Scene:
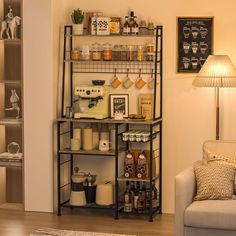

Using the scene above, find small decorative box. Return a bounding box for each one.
[96,17,110,35]
[110,17,121,35]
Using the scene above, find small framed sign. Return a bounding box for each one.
[138,93,154,120]
[177,17,214,73]
[110,94,129,118]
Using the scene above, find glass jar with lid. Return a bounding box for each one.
[112,45,121,61]
[139,20,148,35]
[81,45,90,61]
[71,48,80,61]
[91,43,101,61]
[146,43,155,61]
[103,43,112,61]
[120,45,128,61]
[127,45,137,61]
[137,45,145,61]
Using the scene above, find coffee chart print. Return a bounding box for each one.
[177,17,213,73]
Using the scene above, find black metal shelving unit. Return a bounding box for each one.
[56,25,163,222]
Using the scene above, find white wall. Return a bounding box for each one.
[23,0,54,212]
[23,0,236,213]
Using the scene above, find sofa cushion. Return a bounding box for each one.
[194,162,235,200]
[185,200,236,230]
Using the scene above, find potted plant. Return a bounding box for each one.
[71,8,84,35]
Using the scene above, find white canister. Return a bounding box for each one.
[71,138,81,151]
[83,127,93,150]
[96,182,114,205]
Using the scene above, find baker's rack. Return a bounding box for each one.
[56,25,163,222]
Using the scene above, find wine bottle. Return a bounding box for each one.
[124,181,132,212]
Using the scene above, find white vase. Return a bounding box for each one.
[73,24,83,35]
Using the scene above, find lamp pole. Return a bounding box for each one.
[216,87,220,140]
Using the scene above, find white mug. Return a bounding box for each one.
[99,140,111,151]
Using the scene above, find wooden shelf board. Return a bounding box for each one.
[62,202,115,210]
[59,148,115,156]
[0,118,23,125]
[117,175,159,182]
[0,80,21,84]
[57,118,162,125]
[65,34,156,38]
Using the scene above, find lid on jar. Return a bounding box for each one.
[92,43,101,51]
[81,45,90,53]
[103,43,112,50]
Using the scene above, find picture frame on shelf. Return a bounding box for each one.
[110,94,129,118]
[110,17,122,35]
[177,17,214,73]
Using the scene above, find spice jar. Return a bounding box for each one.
[146,43,155,61]
[127,45,137,61]
[103,43,112,61]
[137,45,145,61]
[71,48,80,61]
[139,20,148,35]
[91,43,101,61]
[120,45,128,61]
[112,45,121,61]
[148,22,155,35]
[81,45,90,61]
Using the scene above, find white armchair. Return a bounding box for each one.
[175,140,236,236]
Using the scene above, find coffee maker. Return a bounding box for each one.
[74,85,110,119]
[70,167,86,206]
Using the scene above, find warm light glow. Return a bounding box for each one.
[193,55,236,87]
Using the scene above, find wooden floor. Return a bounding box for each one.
[0,208,174,236]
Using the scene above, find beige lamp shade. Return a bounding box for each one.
[193,55,236,87]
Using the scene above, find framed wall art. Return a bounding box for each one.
[110,94,129,118]
[177,17,214,73]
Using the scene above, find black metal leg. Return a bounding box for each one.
[57,122,61,216]
[159,121,163,214]
[115,123,119,219]
[149,124,153,222]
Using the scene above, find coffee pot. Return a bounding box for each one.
[70,167,87,206]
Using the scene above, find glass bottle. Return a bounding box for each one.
[137,188,144,213]
[134,182,140,211]
[129,11,135,35]
[124,181,132,212]
[139,20,147,35]
[81,45,90,61]
[133,16,139,35]
[130,181,136,209]
[148,22,155,35]
[127,45,137,61]
[141,183,147,210]
[123,16,130,35]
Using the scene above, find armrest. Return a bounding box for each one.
[175,166,196,236]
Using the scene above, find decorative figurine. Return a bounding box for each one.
[5,89,20,119]
[0,6,21,39]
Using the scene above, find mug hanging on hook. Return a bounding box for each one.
[148,69,155,89]
[111,69,122,88]
[135,69,146,89]
[123,69,134,89]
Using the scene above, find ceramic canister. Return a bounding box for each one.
[83,127,93,150]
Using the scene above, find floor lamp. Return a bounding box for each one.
[193,55,236,140]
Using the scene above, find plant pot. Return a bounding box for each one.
[73,24,83,35]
